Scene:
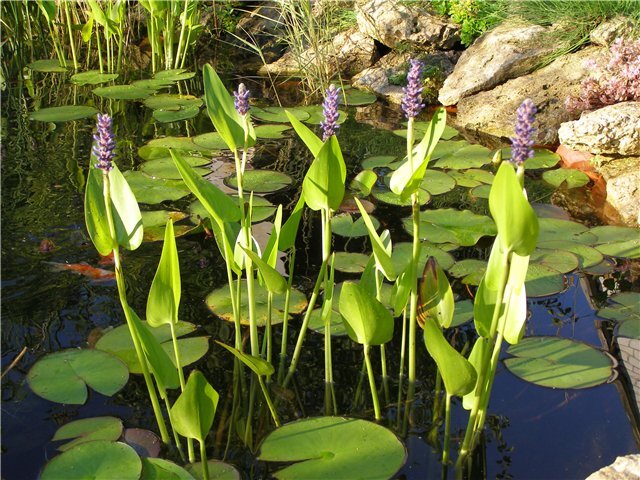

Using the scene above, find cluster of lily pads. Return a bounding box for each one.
[25,62,639,479]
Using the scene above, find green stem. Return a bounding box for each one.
[164,396,186,462]
[174,0,189,68]
[443,393,452,465]
[406,117,420,385]
[375,270,390,404]
[62,1,78,70]
[95,29,103,73]
[364,344,381,421]
[396,308,408,429]
[258,376,280,427]
[200,440,209,480]
[169,323,195,462]
[278,248,296,383]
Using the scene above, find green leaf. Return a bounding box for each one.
[432,143,493,169]
[185,461,241,480]
[153,105,201,123]
[450,299,474,327]
[405,208,497,246]
[52,417,123,452]
[279,197,305,251]
[123,171,191,204]
[505,337,614,388]
[215,341,274,377]
[170,370,219,443]
[190,196,274,225]
[141,458,195,480]
[420,169,456,195]
[71,70,119,86]
[524,263,566,297]
[542,168,590,188]
[597,292,640,339]
[141,157,209,180]
[339,88,377,106]
[350,169,378,196]
[285,110,323,157]
[418,257,454,328]
[339,281,394,346]
[300,105,347,125]
[85,168,114,256]
[537,217,593,244]
[41,441,141,480]
[372,186,431,207]
[355,198,396,280]
[93,84,157,100]
[225,170,292,194]
[203,65,255,152]
[254,124,292,139]
[536,240,603,269]
[154,69,196,81]
[254,106,310,123]
[30,105,98,122]
[462,337,488,409]
[500,252,530,345]
[144,93,202,110]
[109,164,144,251]
[391,242,455,274]
[147,220,181,327]
[27,59,68,72]
[258,417,406,479]
[27,349,129,404]
[530,249,579,274]
[448,259,487,286]
[302,136,346,211]
[423,317,477,396]
[447,168,494,187]
[331,213,380,238]
[149,136,214,154]
[361,155,397,170]
[489,162,538,256]
[333,252,371,273]
[242,248,287,294]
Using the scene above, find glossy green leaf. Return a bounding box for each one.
[339,88,377,106]
[85,167,114,256]
[536,240,603,269]
[142,210,190,228]
[594,239,640,259]
[500,147,560,169]
[361,155,397,170]
[300,105,347,125]
[302,135,346,211]
[420,169,456,195]
[405,208,496,246]
[153,105,201,123]
[52,417,123,452]
[355,198,396,280]
[216,341,274,377]
[141,157,209,180]
[500,252,530,345]
[372,186,431,206]
[279,197,305,251]
[391,242,455,274]
[146,220,181,327]
[30,105,98,122]
[505,337,614,389]
[469,184,491,199]
[339,281,394,346]
[150,136,216,154]
[141,458,195,480]
[253,106,310,123]
[462,337,488,409]
[331,213,380,238]
[27,59,68,72]
[448,259,487,286]
[109,164,144,251]
[70,71,119,86]
[542,168,590,188]
[154,69,196,81]
[242,248,287,294]
[185,461,241,480]
[170,370,219,443]
[225,170,292,193]
[537,218,594,244]
[133,78,176,90]
[450,299,474,327]
[258,417,406,480]
[93,84,157,99]
[446,168,494,187]
[524,263,566,297]
[144,93,202,110]
[333,252,370,273]
[597,292,640,339]
[433,143,492,169]
[473,240,507,337]
[190,196,274,225]
[254,124,292,139]
[123,171,191,204]
[350,169,378,196]
[530,249,579,274]
[27,349,129,404]
[418,257,454,328]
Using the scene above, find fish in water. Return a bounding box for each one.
[45,261,115,283]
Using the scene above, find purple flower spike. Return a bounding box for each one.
[233,83,250,116]
[92,113,116,172]
[401,59,425,119]
[510,99,537,166]
[321,84,341,141]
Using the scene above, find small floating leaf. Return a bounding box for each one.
[536,240,603,269]
[301,105,347,125]
[537,218,595,244]
[30,105,98,122]
[123,171,191,204]
[254,124,292,139]
[372,186,430,206]
[71,70,119,85]
[505,337,614,389]
[391,242,455,273]
[93,84,157,100]
[469,184,491,199]
[448,259,487,286]
[152,105,201,123]
[433,143,492,169]
[404,208,496,246]
[190,196,275,224]
[144,94,202,111]
[501,147,560,169]
[148,136,213,153]
[252,106,310,123]
[447,168,494,187]
[597,292,640,339]
[28,59,69,72]
[333,252,370,273]
[141,458,194,480]
[124,428,161,458]
[542,168,590,189]
[52,417,123,452]
[361,155,397,170]
[132,78,175,90]
[141,157,210,180]
[339,88,377,106]
[420,169,456,195]
[524,264,566,297]
[225,170,292,193]
[153,69,196,81]
[170,370,219,444]
[331,213,380,238]
[530,249,579,274]
[450,299,474,327]
[185,461,241,480]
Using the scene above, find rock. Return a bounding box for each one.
[594,155,640,227]
[356,0,459,49]
[556,144,595,172]
[258,26,376,77]
[438,22,558,106]
[235,2,283,36]
[454,46,603,146]
[590,16,636,46]
[558,102,640,156]
[586,454,640,480]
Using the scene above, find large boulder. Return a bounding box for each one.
[356,0,459,50]
[454,46,602,145]
[589,16,636,46]
[595,155,640,227]
[587,454,640,480]
[558,102,640,156]
[438,22,557,106]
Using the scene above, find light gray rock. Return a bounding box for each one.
[595,155,640,227]
[586,454,640,479]
[590,16,636,46]
[438,22,557,106]
[558,102,640,156]
[356,0,459,49]
[454,47,603,145]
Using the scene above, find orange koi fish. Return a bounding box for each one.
[45,262,116,282]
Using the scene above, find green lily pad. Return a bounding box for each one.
[141,210,189,228]
[95,321,209,374]
[132,78,175,90]
[52,417,124,452]
[537,218,595,244]
[595,239,640,259]
[391,242,455,273]
[153,69,196,81]
[524,264,566,297]
[123,171,191,204]
[191,132,230,150]
[254,124,292,139]
[597,292,640,339]
[71,70,119,85]
[225,170,292,193]
[361,155,397,170]
[331,213,380,238]
[432,143,493,169]
[206,280,307,326]
[339,88,377,106]
[404,208,497,246]
[394,122,459,141]
[505,337,614,389]
[583,258,617,275]
[420,170,456,195]
[144,94,203,111]
[30,105,98,122]
[333,252,371,273]
[530,249,579,274]
[448,259,487,286]
[371,186,431,207]
[93,84,157,100]
[500,148,560,169]
[27,349,129,405]
[41,441,141,480]
[590,226,640,259]
[153,105,201,123]
[138,145,211,162]
[141,157,210,180]
[450,299,474,327]
[141,458,195,480]
[185,461,241,480]
[542,168,590,189]
[308,307,348,337]
[143,223,201,242]
[28,59,70,72]
[190,196,275,224]
[252,106,310,123]
[447,168,494,188]
[258,416,406,479]
[536,241,603,269]
[148,136,214,154]
[300,105,348,125]
[469,184,491,199]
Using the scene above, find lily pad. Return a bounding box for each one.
[371,186,430,207]
[153,105,201,123]
[225,170,292,193]
[331,213,380,238]
[537,218,595,244]
[404,208,496,246]
[124,428,161,458]
[542,168,590,189]
[132,78,176,90]
[190,196,275,224]
[300,105,348,125]
[52,417,123,452]
[144,94,202,111]
[206,280,307,326]
[93,84,157,100]
[308,307,348,337]
[432,143,493,169]
[71,70,119,85]
[536,241,603,269]
[258,416,406,479]
[254,124,292,139]
[500,147,560,169]
[95,321,209,374]
[30,105,98,122]
[391,242,456,273]
[447,168,494,188]
[138,145,211,162]
[524,264,566,297]
[252,106,310,123]
[448,259,487,286]
[141,210,189,228]
[450,299,474,327]
[41,441,142,480]
[27,349,128,405]
[142,458,194,480]
[141,157,210,180]
[185,461,241,480]
[339,88,377,106]
[530,249,579,274]
[420,170,456,195]
[123,171,191,204]
[590,226,640,259]
[361,155,398,170]
[191,132,230,151]
[333,252,371,273]
[153,69,196,81]
[143,223,201,242]
[469,184,491,199]
[148,136,214,154]
[505,337,614,389]
[28,59,69,72]
[597,292,640,339]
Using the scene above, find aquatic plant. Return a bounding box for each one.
[509,98,537,166]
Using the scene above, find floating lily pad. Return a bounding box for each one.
[394,122,459,141]
[225,170,292,193]
[27,349,129,405]
[420,170,456,195]
[153,105,201,123]
[448,259,487,286]
[595,239,640,259]
[254,124,292,139]
[71,70,119,85]
[206,280,307,326]
[27,59,70,72]
[191,132,230,150]
[93,84,157,100]
[142,458,194,480]
[450,299,474,327]
[542,168,590,189]
[141,210,189,228]
[432,143,493,169]
[597,292,640,339]
[141,157,210,180]
[144,93,203,111]
[258,416,406,479]
[372,185,431,207]
[524,264,566,297]
[333,252,371,273]
[590,226,640,259]
[190,196,275,224]
[404,209,496,246]
[469,184,491,199]
[29,105,98,123]
[52,417,123,452]
[339,88,377,106]
[331,213,380,238]
[132,78,175,90]
[124,428,161,458]
[300,105,348,125]
[505,337,614,389]
[583,258,617,275]
[143,223,201,242]
[536,240,603,269]
[153,69,196,81]
[252,106,310,123]
[537,218,595,244]
[447,168,494,187]
[148,136,214,154]
[41,441,142,480]
[138,145,211,162]
[123,171,191,204]
[391,242,455,273]
[530,249,579,274]
[500,148,560,169]
[95,321,209,374]
[308,307,348,336]
[185,461,241,480]
[361,155,398,170]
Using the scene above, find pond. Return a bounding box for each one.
[2,65,639,480]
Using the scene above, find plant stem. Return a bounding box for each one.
[164,396,186,462]
[396,309,408,429]
[278,248,295,383]
[62,1,78,70]
[364,344,381,421]
[443,393,452,465]
[375,270,390,404]
[95,29,104,73]
[174,0,189,69]
[200,440,209,480]
[258,376,280,427]
[169,322,195,462]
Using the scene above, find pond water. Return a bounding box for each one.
[2,69,639,479]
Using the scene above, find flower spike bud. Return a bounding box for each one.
[92,113,116,172]
[320,84,341,141]
[233,83,251,116]
[510,99,537,166]
[401,59,425,119]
